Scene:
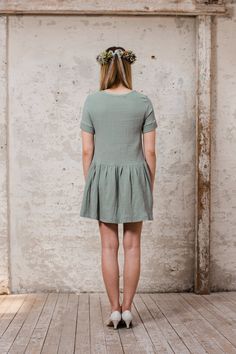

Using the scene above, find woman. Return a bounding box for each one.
[80,46,157,329]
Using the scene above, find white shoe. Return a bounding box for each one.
[107,310,121,329]
[121,310,133,328]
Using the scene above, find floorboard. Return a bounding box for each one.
[0,292,235,354]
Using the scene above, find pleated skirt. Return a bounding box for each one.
[80,159,154,224]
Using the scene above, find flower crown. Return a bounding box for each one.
[96,48,137,65]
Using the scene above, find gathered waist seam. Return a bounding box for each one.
[91,160,147,166]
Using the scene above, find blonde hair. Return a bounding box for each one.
[99,46,133,90]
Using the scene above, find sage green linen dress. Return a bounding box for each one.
[79,89,158,223]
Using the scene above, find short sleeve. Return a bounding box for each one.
[142,96,158,133]
[80,96,95,134]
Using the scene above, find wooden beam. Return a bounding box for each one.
[195,15,211,294]
[0,0,227,16]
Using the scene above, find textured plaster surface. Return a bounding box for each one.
[210,1,236,291]
[7,15,196,293]
[0,16,9,294]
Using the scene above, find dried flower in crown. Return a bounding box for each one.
[96,48,137,65]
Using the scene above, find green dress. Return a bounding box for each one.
[79,89,158,223]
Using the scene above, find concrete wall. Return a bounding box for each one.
[0,16,9,294]
[0,3,235,293]
[210,1,236,291]
[4,15,196,293]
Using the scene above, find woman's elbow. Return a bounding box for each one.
[145,149,156,157]
[82,146,94,157]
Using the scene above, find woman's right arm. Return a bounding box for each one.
[143,130,157,192]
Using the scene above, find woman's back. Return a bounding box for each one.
[80,89,157,165]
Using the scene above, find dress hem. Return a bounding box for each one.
[80,213,153,224]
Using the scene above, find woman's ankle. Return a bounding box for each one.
[121,304,131,312]
[111,305,122,312]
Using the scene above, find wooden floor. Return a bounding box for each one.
[0,292,236,354]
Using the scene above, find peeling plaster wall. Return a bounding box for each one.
[210,1,236,291]
[7,15,196,293]
[0,16,9,294]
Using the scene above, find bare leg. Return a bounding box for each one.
[122,221,143,312]
[98,220,121,312]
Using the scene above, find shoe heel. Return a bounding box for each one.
[124,319,132,328]
[112,319,119,329]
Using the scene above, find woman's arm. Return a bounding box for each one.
[143,130,157,192]
[81,130,95,180]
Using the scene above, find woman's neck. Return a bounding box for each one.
[105,86,132,94]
